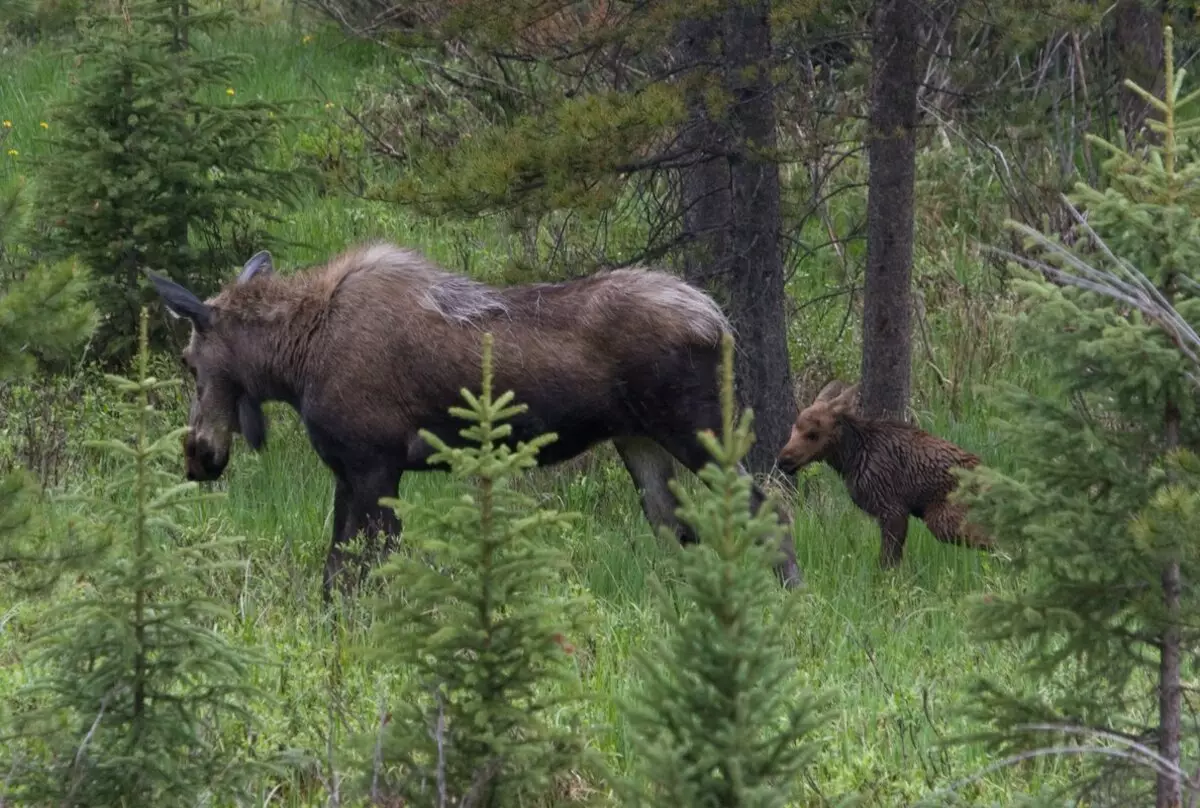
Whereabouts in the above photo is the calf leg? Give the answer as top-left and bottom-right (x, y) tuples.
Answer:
(613, 437), (695, 545)
(922, 500), (994, 553)
(655, 431), (803, 590)
(878, 512), (909, 568)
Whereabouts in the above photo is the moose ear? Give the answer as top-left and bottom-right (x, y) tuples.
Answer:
(236, 396), (268, 451)
(237, 250), (274, 284)
(146, 271), (212, 331)
(814, 379), (847, 403)
(830, 383), (860, 415)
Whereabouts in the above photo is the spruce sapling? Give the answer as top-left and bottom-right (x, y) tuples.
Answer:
(365, 332), (599, 807)
(0, 178), (97, 589)
(621, 332), (830, 807)
(949, 25), (1200, 807)
(0, 308), (271, 807)
(33, 0), (306, 365)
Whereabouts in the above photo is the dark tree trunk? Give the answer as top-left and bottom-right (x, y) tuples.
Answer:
(676, 0), (795, 475)
(861, 0), (920, 421)
(1114, 0), (1164, 145)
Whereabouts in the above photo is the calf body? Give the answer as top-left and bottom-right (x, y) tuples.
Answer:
(149, 243), (803, 600)
(777, 381), (991, 567)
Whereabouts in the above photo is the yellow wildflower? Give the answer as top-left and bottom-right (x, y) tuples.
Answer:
(302, 34), (313, 44)
(324, 101), (334, 109)
(2, 120), (11, 128)
(6, 149), (17, 157)
(39, 121), (49, 129)
(226, 87), (235, 96)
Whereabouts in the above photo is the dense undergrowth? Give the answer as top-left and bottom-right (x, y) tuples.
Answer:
(0, 2), (1133, 805)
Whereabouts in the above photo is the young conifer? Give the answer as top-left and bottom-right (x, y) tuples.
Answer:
(620, 332), (829, 807)
(953, 25), (1200, 807)
(34, 0), (304, 365)
(365, 332), (598, 807)
(0, 309), (270, 807)
(0, 179), (96, 583)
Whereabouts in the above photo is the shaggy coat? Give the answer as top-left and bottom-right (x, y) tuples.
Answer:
(777, 380), (992, 567)
(148, 242), (803, 599)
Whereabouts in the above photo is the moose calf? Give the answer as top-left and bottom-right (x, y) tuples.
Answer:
(777, 380), (992, 567)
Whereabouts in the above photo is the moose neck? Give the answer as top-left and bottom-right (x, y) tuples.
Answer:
(232, 321), (309, 410)
(826, 415), (870, 479)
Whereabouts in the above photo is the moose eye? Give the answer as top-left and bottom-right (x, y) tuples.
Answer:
(806, 431), (820, 441)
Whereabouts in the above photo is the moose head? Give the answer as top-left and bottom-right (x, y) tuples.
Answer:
(147, 251), (275, 481)
(777, 380), (860, 474)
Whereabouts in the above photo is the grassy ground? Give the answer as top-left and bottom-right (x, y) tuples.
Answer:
(0, 7), (1087, 806)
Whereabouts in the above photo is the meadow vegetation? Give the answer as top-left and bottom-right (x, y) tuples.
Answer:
(1, 1), (1199, 805)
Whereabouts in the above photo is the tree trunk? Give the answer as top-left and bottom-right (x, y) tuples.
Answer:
(860, 0), (921, 421)
(676, 0), (795, 474)
(1158, 381), (1182, 808)
(1114, 0), (1164, 145)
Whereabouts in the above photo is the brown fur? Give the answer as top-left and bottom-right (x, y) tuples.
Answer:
(149, 242), (803, 601)
(777, 380), (992, 568)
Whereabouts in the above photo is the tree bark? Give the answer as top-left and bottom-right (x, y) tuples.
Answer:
(676, 0), (796, 474)
(1114, 0), (1164, 146)
(861, 0), (921, 422)
(1158, 398), (1182, 808)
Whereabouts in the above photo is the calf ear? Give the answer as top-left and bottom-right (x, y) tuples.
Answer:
(238, 250), (274, 284)
(237, 396), (268, 451)
(814, 379), (847, 403)
(146, 271), (212, 332)
(831, 383), (860, 415)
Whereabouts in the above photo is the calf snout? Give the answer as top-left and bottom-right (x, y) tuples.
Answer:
(777, 454), (801, 475)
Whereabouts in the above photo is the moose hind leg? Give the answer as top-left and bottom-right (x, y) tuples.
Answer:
(745, 466), (803, 590)
(653, 431), (803, 590)
(923, 500), (993, 553)
(613, 437), (693, 545)
(878, 512), (909, 569)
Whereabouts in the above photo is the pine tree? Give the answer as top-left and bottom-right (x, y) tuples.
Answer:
(365, 332), (599, 807)
(954, 25), (1200, 807)
(620, 332), (829, 807)
(34, 0), (305, 365)
(0, 308), (271, 807)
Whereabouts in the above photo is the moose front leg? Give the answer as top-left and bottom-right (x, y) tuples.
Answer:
(323, 476), (354, 604)
(877, 512), (909, 569)
(324, 467), (404, 602)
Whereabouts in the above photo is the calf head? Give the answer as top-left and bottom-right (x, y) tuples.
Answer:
(777, 380), (860, 474)
(147, 251), (274, 481)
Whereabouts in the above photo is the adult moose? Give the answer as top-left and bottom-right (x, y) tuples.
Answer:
(148, 242), (803, 601)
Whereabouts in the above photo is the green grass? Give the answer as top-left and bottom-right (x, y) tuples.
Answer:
(0, 8), (1091, 806)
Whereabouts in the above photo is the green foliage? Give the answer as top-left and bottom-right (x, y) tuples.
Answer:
(955, 26), (1200, 803)
(620, 333), (830, 807)
(33, 0), (306, 365)
(0, 181), (95, 383)
(0, 177), (95, 585)
(0, 0), (82, 42)
(365, 332), (599, 807)
(388, 84), (686, 221)
(0, 308), (271, 807)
